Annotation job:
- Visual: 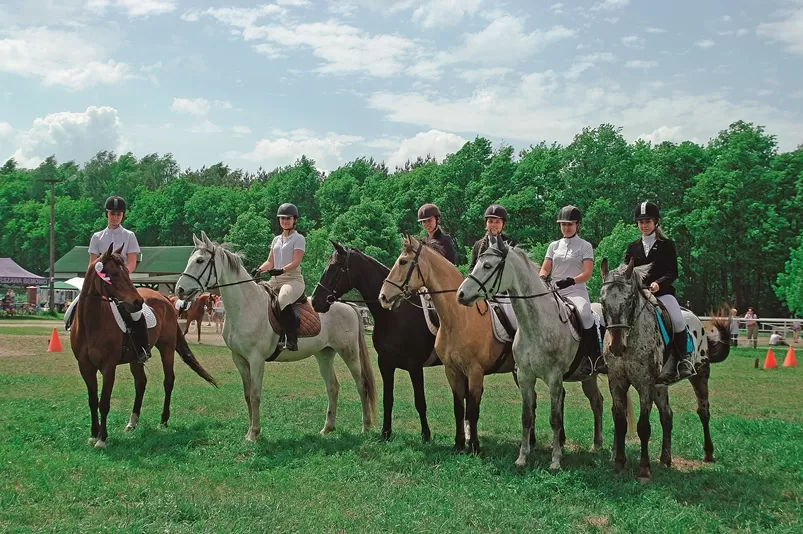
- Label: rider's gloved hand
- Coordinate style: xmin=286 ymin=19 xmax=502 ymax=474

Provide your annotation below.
xmin=555 ymin=277 xmax=576 ymax=290
xmin=268 ymin=268 xmax=284 ymax=277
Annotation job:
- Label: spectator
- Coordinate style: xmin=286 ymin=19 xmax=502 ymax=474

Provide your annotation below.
xmin=769 ymin=330 xmax=787 ymax=346
xmin=729 ymin=308 xmax=740 ymax=347
xmin=793 ymin=317 xmax=801 ymax=344
xmin=745 ymin=307 xmax=759 ymax=349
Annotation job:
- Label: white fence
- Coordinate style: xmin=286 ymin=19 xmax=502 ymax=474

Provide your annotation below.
xmin=699 ymin=316 xmax=801 ymax=336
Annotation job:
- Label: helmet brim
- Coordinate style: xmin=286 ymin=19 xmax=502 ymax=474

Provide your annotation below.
xmin=556 ymin=219 xmax=579 ymax=223
xmin=485 ymin=215 xmax=505 ymax=220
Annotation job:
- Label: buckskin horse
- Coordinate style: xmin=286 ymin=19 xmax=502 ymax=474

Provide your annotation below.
xmin=311 ymin=242 xmax=438 ymax=442
xmin=70 ymin=244 xmax=217 ymax=449
xmin=175 ymin=232 xmax=376 ymax=442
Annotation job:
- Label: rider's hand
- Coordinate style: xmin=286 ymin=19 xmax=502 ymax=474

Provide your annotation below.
xmin=268 ymin=268 xmax=284 ymax=277
xmin=649 ymin=282 xmax=660 ymax=293
xmin=250 ymin=267 xmax=262 ymax=279
xmin=555 ymin=277 xmax=576 ymax=290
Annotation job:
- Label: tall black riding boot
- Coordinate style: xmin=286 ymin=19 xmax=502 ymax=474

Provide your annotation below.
xmin=280 ymin=306 xmax=299 ymax=351
xmin=657 ymin=331 xmax=695 ymax=385
xmin=130 ymin=315 xmax=152 ymax=363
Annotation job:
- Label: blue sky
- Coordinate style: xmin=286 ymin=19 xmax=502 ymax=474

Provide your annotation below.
xmin=1 ymin=0 xmax=801 ymax=173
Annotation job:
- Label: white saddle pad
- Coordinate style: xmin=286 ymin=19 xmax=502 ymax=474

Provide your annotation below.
xmin=65 ymin=295 xmax=156 ymax=332
xmin=553 ymin=296 xmax=602 ymax=343
xmin=420 ymin=291 xmax=439 ymax=336
xmin=489 ymin=299 xmax=517 ymax=344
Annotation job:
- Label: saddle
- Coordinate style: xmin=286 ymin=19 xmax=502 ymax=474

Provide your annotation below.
xmin=641 ymin=289 xmax=696 ymax=364
xmin=64 ymin=298 xmax=157 ymax=333
xmin=552 ymin=293 xmax=606 ymax=379
xmin=267 ymin=293 xmax=322 ymax=339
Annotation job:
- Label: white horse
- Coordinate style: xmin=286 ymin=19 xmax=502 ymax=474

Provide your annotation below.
xmin=175 ymin=232 xmax=376 ymax=442
xmin=457 ymin=237 xmax=606 ymax=470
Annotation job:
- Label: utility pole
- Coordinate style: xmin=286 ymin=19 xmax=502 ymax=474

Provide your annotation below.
xmin=41 ymin=177 xmax=65 ymax=312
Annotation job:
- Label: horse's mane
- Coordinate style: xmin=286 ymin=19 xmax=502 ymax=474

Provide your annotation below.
xmin=611 ymin=262 xmax=652 ymax=288
xmin=420 ymin=237 xmax=445 ymax=256
xmin=508 ymin=245 xmax=542 ymax=277
xmin=346 ymin=246 xmax=390 ymax=272
xmin=199 ymin=239 xmax=244 ymax=271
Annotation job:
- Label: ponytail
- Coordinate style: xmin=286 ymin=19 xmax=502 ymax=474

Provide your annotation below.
xmin=655 ymin=223 xmax=668 ymax=240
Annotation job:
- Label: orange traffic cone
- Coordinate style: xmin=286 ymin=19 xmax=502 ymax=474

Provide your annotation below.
xmin=47 ymin=328 xmax=63 ymax=353
xmin=783 ymin=346 xmax=797 ymax=368
xmin=763 ymin=348 xmax=777 ymax=370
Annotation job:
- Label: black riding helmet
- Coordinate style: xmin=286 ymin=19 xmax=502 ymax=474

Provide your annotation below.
xmin=417 ymin=203 xmax=441 ymax=222
xmin=634 ymin=201 xmax=660 ymax=221
xmin=484 ymin=204 xmax=508 ymax=220
xmin=105 ymin=196 xmax=126 ymax=212
xmin=277 ymin=203 xmax=299 ymax=218
xmin=556 ymin=205 xmax=582 ymax=223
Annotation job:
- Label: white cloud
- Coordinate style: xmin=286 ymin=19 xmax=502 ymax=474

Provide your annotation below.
xmin=115 ymin=0 xmax=176 ymax=16
xmin=253 ymin=43 xmax=285 ymax=59
xmin=366 ymin=71 xmax=803 ymax=151
xmin=384 ymin=130 xmax=467 ymax=170
xmin=565 ymin=62 xmax=594 ymax=79
xmin=228 ymin=130 xmax=364 ymax=172
xmin=550 ymin=2 xmax=564 ymax=14
xmin=639 ymin=125 xmax=684 ymax=144
xmin=277 ymin=0 xmax=310 ymax=6
xmin=625 ymin=60 xmax=657 ymax=68
xmin=645 ymin=27 xmax=666 ymax=33
xmin=181 ymin=5 xmax=286 ymax=28
xmin=171 ymin=98 xmax=211 ymax=116
xmin=591 ymin=0 xmax=630 ymax=11
xmin=723 ymin=15 xmax=731 ymax=22
xmin=757 ymin=7 xmax=803 ymax=55
xmin=188 ymin=120 xmax=222 ymax=134
xmin=412 ymin=0 xmax=482 ymax=29
xmin=7 ymin=106 xmax=123 ymax=167
xmin=232 ymin=125 xmax=252 ymax=136
xmin=580 ymin=52 xmax=618 ymax=63
xmin=0 ymin=27 xmax=133 ymax=90
xmin=621 ymin=34 xmax=644 ymax=48
xmin=454 ymin=17 xmax=575 ymax=65
xmin=737 ymin=28 xmax=750 ymax=36
xmin=605 ymin=17 xmax=620 ymax=23
xmin=695 ymin=40 xmax=715 ymax=49
xmin=457 ymin=66 xmax=513 ymax=83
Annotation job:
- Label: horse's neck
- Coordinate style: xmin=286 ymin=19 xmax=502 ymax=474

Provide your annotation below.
xmin=352 ymin=253 xmax=389 ymax=318
xmin=216 ymin=256 xmax=268 ymax=323
xmin=507 ymin=253 xmax=567 ymax=337
xmin=421 ymin=250 xmax=466 ymax=328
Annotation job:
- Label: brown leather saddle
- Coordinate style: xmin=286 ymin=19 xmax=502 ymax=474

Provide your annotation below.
xmin=267 ymin=293 xmax=322 ymax=338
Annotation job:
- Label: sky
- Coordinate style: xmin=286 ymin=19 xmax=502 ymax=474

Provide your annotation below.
xmin=1 ymin=0 xmax=802 ymax=173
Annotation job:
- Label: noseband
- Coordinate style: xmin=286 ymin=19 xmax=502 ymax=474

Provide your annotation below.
xmin=382 ymin=240 xmax=426 ymax=299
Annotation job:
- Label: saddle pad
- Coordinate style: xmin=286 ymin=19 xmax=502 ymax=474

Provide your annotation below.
xmin=420 ymin=291 xmax=439 ymax=336
xmin=268 ymin=298 xmax=322 ymax=338
xmin=489 ymin=301 xmax=516 ymax=344
xmin=64 ymin=297 xmax=156 ymax=332
xmin=553 ymin=294 xmax=582 ymax=342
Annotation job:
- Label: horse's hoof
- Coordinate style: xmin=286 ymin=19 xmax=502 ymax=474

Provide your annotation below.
xmin=637 ymin=475 xmax=652 ymax=485
xmin=245 ymin=432 xmax=259 ymax=442
xmin=452 ymin=443 xmax=466 ymax=453
xmin=660 ymin=456 xmax=672 ymax=467
xmin=613 ymin=463 xmax=625 ymax=474
xmin=124 ymin=424 xmax=135 ymax=433
xmin=94 ymin=440 xmax=106 ymax=449
xmin=549 ymin=461 xmax=562 ymax=471
xmin=157 ymin=422 xmax=168 ymax=430
xmin=421 ymin=431 xmax=431 ymax=443
xmin=320 ymin=425 xmax=335 ymax=435
xmin=467 ymin=443 xmax=480 ymax=455
xmin=380 ymin=429 xmax=392 ymax=441
xmin=515 ymin=457 xmax=527 ymax=468
xmin=703 ymin=454 xmax=716 ymax=463
xmin=87 ymin=437 xmax=98 ymax=446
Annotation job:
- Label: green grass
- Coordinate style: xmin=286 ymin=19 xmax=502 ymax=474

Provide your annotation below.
xmin=1 ymin=333 xmax=801 ymax=533
xmin=0 ymin=313 xmax=63 ymax=321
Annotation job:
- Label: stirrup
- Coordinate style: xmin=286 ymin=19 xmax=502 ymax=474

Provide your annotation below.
xmin=676 ymin=359 xmax=696 ymax=379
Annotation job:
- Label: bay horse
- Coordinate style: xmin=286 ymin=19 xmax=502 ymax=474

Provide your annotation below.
xmin=311 ymin=242 xmax=438 ymax=441
xmin=70 ymin=244 xmax=218 ymax=449
xmin=379 ymin=235 xmax=515 ymax=453
xmin=457 ymin=237 xmax=606 ymax=469
xmin=181 ymin=292 xmax=212 ymax=343
xmin=600 ymin=258 xmax=731 ymax=482
xmin=175 ymin=231 xmax=376 ymax=441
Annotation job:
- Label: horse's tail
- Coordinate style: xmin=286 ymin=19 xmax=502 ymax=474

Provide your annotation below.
xmin=705 ymin=314 xmax=731 ymax=364
xmin=175 ymin=324 xmax=218 ymax=387
xmin=346 ymin=303 xmax=377 ymax=425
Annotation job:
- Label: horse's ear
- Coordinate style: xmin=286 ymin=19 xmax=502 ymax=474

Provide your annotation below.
xmin=113 ymin=245 xmax=124 ymax=257
xmin=193 ymin=234 xmax=204 ymax=248
xmin=200 ymin=230 xmax=212 ymax=246
xmin=102 ymin=243 xmax=114 ymax=260
xmin=600 ymin=257 xmax=609 ymax=278
xmin=331 ymin=241 xmax=346 ymax=254
xmin=624 ymin=257 xmax=635 ymax=279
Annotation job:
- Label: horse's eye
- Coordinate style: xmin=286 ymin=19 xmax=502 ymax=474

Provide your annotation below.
xmin=483 ymin=262 xmax=492 ymax=269
xmin=399 ymin=260 xmax=408 ymax=266
xmin=196 ymin=258 xmax=204 ymax=264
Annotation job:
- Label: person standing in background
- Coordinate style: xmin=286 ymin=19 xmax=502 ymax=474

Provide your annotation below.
xmin=745 ymin=307 xmax=759 ymax=349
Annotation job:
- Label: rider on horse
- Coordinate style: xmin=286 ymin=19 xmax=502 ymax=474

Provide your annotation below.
xmin=626 ymin=201 xmax=695 ymax=384
xmin=257 ymin=203 xmax=306 ymax=351
xmin=86 ymin=196 xmax=150 ymax=363
xmin=469 ymin=204 xmax=516 ymax=270
xmin=539 ymin=205 xmax=604 ymax=375
xmin=418 ymin=203 xmax=456 ymax=264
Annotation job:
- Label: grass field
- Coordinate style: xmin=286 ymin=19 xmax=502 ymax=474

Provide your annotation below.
xmin=1 ymin=325 xmax=801 ymax=533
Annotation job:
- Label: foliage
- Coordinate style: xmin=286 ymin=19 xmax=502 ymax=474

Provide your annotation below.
xmin=1 ymin=120 xmax=799 ymax=315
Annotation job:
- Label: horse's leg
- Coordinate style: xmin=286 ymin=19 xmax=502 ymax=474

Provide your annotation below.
xmin=634 ymin=383 xmax=655 ymax=483
xmin=609 ymin=381 xmax=629 ymax=474
xmin=515 ymin=373 xmax=536 ymax=467
xmin=689 ymin=363 xmax=715 ymax=462
xmin=78 ymin=361 xmax=100 ymax=445
xmin=465 ymin=368 xmax=485 ymax=454
xmin=444 ymin=366 xmax=467 ymax=452
xmin=409 ymin=366 xmax=431 ymax=442
xmin=581 ymin=377 xmax=605 ymax=452
xmin=558 ymin=386 xmax=567 ymax=447
xmin=96 ymin=361 xmax=118 ymax=448
xmin=378 ymin=360 xmax=395 ymax=441
xmin=231 ymin=352 xmax=254 ymax=438
xmin=125 ymin=363 xmax=147 ymax=432
xmin=654 ymin=386 xmax=673 ymax=467
xmin=338 ymin=342 xmax=372 ymax=433
xmin=315 ymin=349 xmax=340 ymax=434
xmin=196 ymin=318 xmax=201 ymax=344
xmin=159 ymin=346 xmax=176 ymax=428
xmin=548 ymin=378 xmax=566 ymax=470
xmin=244 ymin=354 xmax=266 ymax=442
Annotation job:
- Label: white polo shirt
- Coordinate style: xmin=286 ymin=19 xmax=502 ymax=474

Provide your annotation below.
xmin=271 ymin=231 xmax=306 ymax=271
xmin=88 ymin=225 xmax=141 ymax=257
xmin=545 ymin=235 xmax=594 ymax=290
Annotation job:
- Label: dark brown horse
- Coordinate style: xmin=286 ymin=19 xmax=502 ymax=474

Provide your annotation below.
xmin=182 ymin=292 xmax=213 ymax=343
xmin=70 ymin=244 xmax=217 ymax=448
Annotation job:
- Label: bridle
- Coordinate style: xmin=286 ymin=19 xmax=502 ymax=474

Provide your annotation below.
xmin=315 ymin=248 xmax=354 ymax=304
xmin=466 ymin=244 xmax=557 ymax=302
xmin=600 ymin=278 xmax=652 ymax=331
xmin=179 ymin=246 xmax=257 ymax=294
xmin=381 ymin=239 xmax=427 ymax=300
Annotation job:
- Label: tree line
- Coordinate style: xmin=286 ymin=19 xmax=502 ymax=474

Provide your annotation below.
xmin=1 ymin=121 xmax=801 ymax=316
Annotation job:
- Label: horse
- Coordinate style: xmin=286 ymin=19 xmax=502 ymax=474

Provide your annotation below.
xmin=378 ymin=235 xmax=516 ymax=453
xmin=456 ymin=237 xmax=607 ymax=469
xmin=311 ymin=242 xmax=439 ymax=442
xmin=599 ymin=258 xmax=731 ymax=483
xmin=175 ymin=231 xmax=377 ymax=442
xmin=69 ymin=244 xmax=218 ymax=449
xmin=181 ymin=292 xmax=212 ymax=343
